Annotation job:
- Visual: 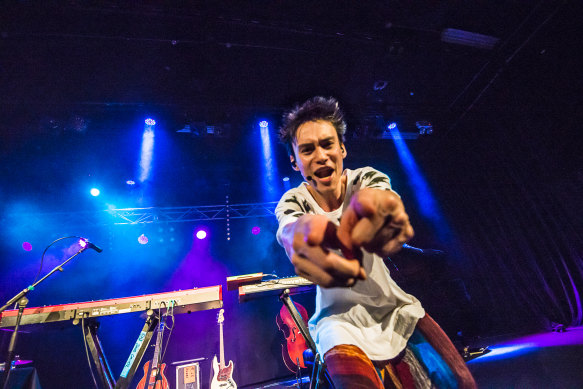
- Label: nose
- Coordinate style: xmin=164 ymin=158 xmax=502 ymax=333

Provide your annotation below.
xmin=314 ymin=146 xmax=327 ymax=162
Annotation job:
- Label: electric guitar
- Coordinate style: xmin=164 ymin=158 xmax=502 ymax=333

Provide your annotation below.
xmin=137 ymin=320 xmax=169 ymax=389
xmin=210 ymin=309 xmax=236 ymax=389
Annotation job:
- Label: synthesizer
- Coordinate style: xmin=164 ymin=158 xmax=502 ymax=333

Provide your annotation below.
xmin=0 ymin=285 xmax=222 ymax=328
xmin=238 ymin=276 xmax=314 ymax=302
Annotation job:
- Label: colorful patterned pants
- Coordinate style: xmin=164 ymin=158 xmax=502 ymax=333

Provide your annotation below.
xmin=323 ymin=315 xmax=476 ymax=389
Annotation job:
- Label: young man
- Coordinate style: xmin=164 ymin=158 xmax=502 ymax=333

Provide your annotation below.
xmin=275 ymin=97 xmax=476 ymax=388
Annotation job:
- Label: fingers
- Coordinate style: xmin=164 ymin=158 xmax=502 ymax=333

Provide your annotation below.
xmin=293 ymin=233 xmax=364 ymax=280
xmin=292 ymin=253 xmax=358 ymax=288
xmin=341 ymin=188 xmax=414 ymax=257
xmin=290 ymin=216 xmax=366 ymax=287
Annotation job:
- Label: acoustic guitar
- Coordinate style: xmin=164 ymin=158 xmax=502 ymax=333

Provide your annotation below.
xmin=137 ymin=320 xmax=169 ymax=389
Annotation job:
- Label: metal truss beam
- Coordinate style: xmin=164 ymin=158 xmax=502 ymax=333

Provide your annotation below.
xmin=11 ymin=202 xmax=279 ymax=228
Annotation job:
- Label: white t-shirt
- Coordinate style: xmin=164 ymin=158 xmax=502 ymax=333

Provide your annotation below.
xmin=275 ymin=167 xmax=425 ymax=360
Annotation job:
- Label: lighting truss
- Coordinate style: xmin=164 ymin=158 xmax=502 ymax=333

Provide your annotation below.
xmin=9 ymin=202 xmax=279 ymax=228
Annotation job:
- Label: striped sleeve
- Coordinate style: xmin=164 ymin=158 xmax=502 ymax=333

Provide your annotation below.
xmin=275 ymin=189 xmax=310 ymax=246
xmin=357 ymin=167 xmax=393 ymax=191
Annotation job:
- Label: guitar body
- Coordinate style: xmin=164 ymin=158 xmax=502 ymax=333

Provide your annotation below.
xmin=276 ymin=302 xmax=309 ymax=371
xmin=137 ymin=320 xmax=169 ymax=389
xmin=136 ymin=360 xmax=169 ymax=389
xmin=211 ymin=355 xmax=236 ymax=389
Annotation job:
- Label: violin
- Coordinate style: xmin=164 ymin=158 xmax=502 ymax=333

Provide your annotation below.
xmin=276 ymin=302 xmax=309 ymax=372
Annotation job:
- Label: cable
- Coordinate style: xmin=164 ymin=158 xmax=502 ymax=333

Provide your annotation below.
xmin=81 ymin=316 xmax=100 ymax=389
xmin=160 ymin=302 xmax=176 ymax=363
xmin=33 ymin=236 xmax=81 ymax=284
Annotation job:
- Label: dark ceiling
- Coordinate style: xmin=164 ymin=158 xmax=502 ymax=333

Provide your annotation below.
xmin=2 ymin=1 xmax=564 ymax=125
xmin=1 ymin=0 xmax=580 ymax=209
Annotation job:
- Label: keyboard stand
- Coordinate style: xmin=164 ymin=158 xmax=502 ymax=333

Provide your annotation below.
xmin=79 ymin=312 xmax=159 ymax=389
xmin=84 ymin=319 xmax=116 ymax=389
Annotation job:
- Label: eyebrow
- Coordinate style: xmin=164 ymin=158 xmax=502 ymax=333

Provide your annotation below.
xmin=297 ymin=136 xmax=336 ymax=149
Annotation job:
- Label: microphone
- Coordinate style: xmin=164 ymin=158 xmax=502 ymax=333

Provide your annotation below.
xmin=402 ymin=244 xmax=444 ymax=255
xmin=80 ymin=238 xmax=103 ymax=253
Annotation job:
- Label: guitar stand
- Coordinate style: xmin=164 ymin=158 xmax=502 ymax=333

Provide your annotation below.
xmin=80 ymin=311 xmax=159 ymax=389
xmin=279 ymin=290 xmax=334 ymax=389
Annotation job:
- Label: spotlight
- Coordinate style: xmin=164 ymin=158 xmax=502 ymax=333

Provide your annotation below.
xmin=90 ymin=188 xmax=100 ymax=197
xmin=126 ymin=180 xmax=136 ymax=186
xmin=138 ymin=234 xmax=149 ymax=245
xmin=259 ymin=120 xmax=269 ymax=128
xmin=145 ymin=118 xmax=156 ymax=126
xmin=196 ymin=230 xmax=207 ymax=240
xmin=251 ymin=226 xmax=261 ymax=235
xmin=416 ymin=121 xmax=433 ymax=135
xmin=282 ymin=177 xmax=290 ymax=182
xmin=387 ymin=122 xmax=397 ymax=130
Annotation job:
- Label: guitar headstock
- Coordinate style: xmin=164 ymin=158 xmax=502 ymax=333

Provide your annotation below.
xmin=217 ymin=308 xmax=224 ymax=324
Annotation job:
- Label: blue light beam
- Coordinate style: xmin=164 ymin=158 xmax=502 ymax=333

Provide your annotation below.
xmin=259 ymin=121 xmax=279 ymax=200
xmin=389 ymin=126 xmax=452 ymax=241
xmin=138 ymin=121 xmax=155 ymax=183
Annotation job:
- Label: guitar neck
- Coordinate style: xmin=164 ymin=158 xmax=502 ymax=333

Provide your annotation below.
xmin=152 ymin=321 xmax=165 ymax=370
xmin=219 ymin=321 xmax=225 ymax=368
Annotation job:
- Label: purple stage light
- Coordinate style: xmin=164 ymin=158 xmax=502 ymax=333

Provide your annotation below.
xmin=22 ymin=242 xmax=32 ymax=251
xmin=196 ymin=230 xmax=207 ymax=240
xmin=251 ymin=226 xmax=261 ymax=235
xmin=138 ymin=234 xmax=149 ymax=244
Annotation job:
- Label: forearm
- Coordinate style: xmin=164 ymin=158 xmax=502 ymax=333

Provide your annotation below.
xmin=280 ymin=221 xmax=297 ymax=261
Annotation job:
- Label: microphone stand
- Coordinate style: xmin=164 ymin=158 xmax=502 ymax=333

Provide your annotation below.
xmin=1 ymin=246 xmax=89 ymax=389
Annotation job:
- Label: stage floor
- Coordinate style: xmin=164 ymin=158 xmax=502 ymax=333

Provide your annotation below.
xmin=467 ymin=326 xmax=583 ymax=388
xmin=242 ymin=326 xmax=583 ymax=388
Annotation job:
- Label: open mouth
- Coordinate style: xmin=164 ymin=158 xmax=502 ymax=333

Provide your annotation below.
xmin=314 ymin=167 xmax=334 ymax=179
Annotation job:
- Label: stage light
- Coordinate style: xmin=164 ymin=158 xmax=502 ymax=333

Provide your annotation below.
xmin=138 ymin=234 xmax=149 ymax=244
xmin=251 ymin=226 xmax=261 ymax=235
xmin=126 ymin=180 xmax=136 ymax=186
xmin=259 ymin=120 xmax=269 ymax=128
xmin=22 ymin=242 xmax=32 ymax=251
xmin=145 ymin=118 xmax=156 ymax=126
xmin=387 ymin=122 xmax=397 ymax=130
xmin=196 ymin=230 xmax=207 ymax=240
xmin=90 ymin=188 xmax=100 ymax=196
xmin=282 ymin=177 xmax=290 ymax=182
xmin=416 ymin=121 xmax=433 ymax=135
xmin=441 ymin=28 xmax=499 ymax=50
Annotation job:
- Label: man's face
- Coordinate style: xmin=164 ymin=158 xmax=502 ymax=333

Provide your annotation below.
xmin=292 ymin=120 xmax=346 ymax=194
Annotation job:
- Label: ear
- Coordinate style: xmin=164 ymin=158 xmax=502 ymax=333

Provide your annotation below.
xmin=340 ymin=143 xmax=347 ymax=158
xmin=290 ymin=155 xmax=299 ymax=171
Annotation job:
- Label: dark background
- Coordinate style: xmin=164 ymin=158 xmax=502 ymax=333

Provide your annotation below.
xmin=1 ymin=1 xmax=582 ymax=388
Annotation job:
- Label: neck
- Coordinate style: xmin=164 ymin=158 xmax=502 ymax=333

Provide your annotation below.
xmin=307 ymin=175 xmax=346 ymax=212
